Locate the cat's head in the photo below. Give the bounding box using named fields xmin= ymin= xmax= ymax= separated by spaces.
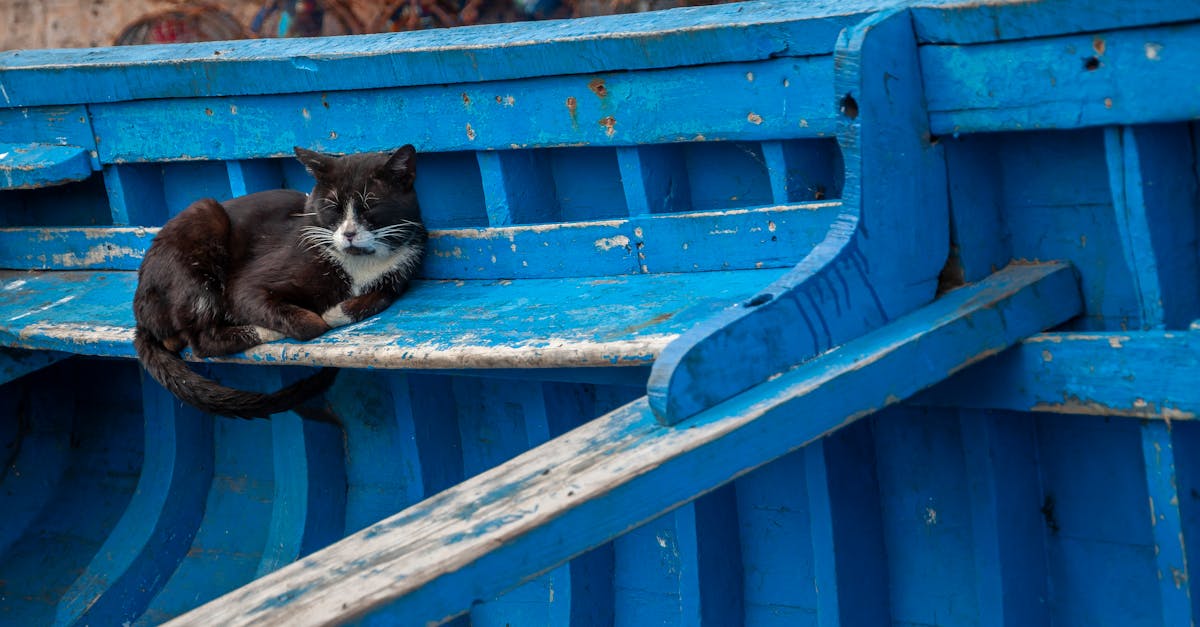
xmin=293 ymin=145 xmax=424 ymax=259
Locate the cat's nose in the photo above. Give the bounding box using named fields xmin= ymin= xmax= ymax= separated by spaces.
xmin=343 ymin=229 xmax=358 ymax=242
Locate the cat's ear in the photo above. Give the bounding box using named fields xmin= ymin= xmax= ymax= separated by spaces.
xmin=294 ymin=147 xmax=334 ymax=181
xmin=376 ymin=145 xmax=416 ymax=189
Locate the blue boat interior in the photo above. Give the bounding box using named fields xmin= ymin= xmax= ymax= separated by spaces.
xmin=2 ymin=1 xmax=1200 ymax=625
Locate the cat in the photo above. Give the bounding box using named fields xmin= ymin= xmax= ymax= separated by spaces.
xmin=133 ymin=145 xmax=427 ymax=418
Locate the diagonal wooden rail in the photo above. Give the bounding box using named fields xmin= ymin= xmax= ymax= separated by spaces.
xmin=166 ymin=261 xmax=1081 ymax=627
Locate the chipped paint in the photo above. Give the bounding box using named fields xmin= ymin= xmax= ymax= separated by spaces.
xmin=593 ymin=235 xmax=630 ymax=252
xmin=747 ymin=112 xmax=763 ymax=125
xmin=51 ymin=245 xmax=139 ymax=268
xmin=1145 ymin=42 xmax=1163 ymax=60
xmin=8 ymin=295 xmax=75 ymax=321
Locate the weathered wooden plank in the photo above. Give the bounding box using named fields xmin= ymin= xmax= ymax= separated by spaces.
xmin=649 ymin=9 xmax=949 ymax=423
xmin=0 ymin=142 xmax=91 ymax=190
xmin=162 ymin=261 xmax=1081 ymax=626
xmin=0 ymin=1 xmax=883 ymax=108
xmin=54 ymin=378 xmax=213 ymax=626
xmin=0 ymin=268 xmax=781 ymax=370
xmin=617 ymin=145 xmax=692 ymax=216
xmin=910 ymin=0 xmax=1200 ymax=45
xmin=0 ymin=200 xmax=839 ymax=276
xmin=86 ymin=57 xmax=835 ymax=163
xmin=922 ymin=21 xmax=1200 ymax=135
xmin=916 ymin=332 xmax=1200 ymax=420
xmin=0 ymin=105 xmax=96 ymax=156
xmin=1140 ymin=421 xmax=1193 ymax=623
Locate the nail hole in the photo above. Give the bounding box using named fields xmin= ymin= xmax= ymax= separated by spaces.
xmin=840 ymin=94 xmax=859 ymax=119
xmin=745 ymin=293 xmax=773 ymax=307
xmin=1083 ymin=56 xmax=1101 ymax=71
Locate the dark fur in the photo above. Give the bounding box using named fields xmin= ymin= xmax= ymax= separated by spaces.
xmin=133 ymin=146 xmax=426 ymax=418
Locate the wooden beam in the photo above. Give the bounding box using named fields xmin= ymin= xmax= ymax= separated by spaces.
xmin=164 ymin=261 xmax=1081 ymax=627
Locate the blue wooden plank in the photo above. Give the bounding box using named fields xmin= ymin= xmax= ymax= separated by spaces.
xmin=227 ymin=159 xmax=285 ymax=197
xmin=1140 ymin=421 xmax=1193 ymax=623
xmin=1168 ymin=422 xmax=1200 ymax=625
xmin=55 ymin=375 xmax=213 ymax=626
xmin=161 ymin=161 xmax=232 ymax=216
xmin=910 ymin=0 xmax=1200 ymax=44
xmin=941 ymin=135 xmax=1010 ymax=284
xmin=916 ymin=332 xmax=1200 ymax=420
xmin=102 ymin=164 xmax=167 ymax=226
xmin=476 ymin=150 xmax=560 ymax=226
xmin=85 ymin=57 xmax=835 ymax=164
xmin=613 ymin=507 xmax=702 ymax=626
xmin=650 ymin=9 xmax=950 ymax=423
xmin=0 ymin=268 xmax=785 ymax=369
xmin=1104 ymin=126 xmax=1164 ymax=330
xmin=0 ymin=227 xmax=154 ymax=270
xmin=1 ymin=199 xmax=838 ymax=275
xmin=922 ymin=21 xmax=1200 ymax=135
xmin=735 ymin=449 xmax=820 ymax=626
xmin=0 ymin=105 xmax=96 ymax=155
xmin=617 ymin=145 xmax=692 ymax=216
xmin=0 ymin=1 xmax=881 ymax=108
xmin=412 ymin=151 xmax=488 ymax=229
xmin=167 ymin=261 xmax=1081 ymax=626
xmin=807 ymin=421 xmax=891 ymax=626
xmin=254 ymin=368 xmax=345 ymax=577
xmin=957 ymin=409 xmax=1051 ymax=627
xmin=0 ymin=142 xmax=91 ymax=190
xmin=1123 ymin=123 xmax=1200 ymax=330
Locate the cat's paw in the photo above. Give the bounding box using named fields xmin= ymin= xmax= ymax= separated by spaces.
xmin=254 ymin=326 xmax=285 ymax=342
xmin=321 ymin=304 xmax=354 ymax=328
xmin=285 ymin=310 xmax=331 ymax=341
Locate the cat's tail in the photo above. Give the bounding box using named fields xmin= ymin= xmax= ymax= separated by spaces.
xmin=134 ymin=327 xmax=338 ymax=420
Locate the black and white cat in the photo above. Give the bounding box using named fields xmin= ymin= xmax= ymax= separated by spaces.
xmin=133 ymin=145 xmax=426 ymax=418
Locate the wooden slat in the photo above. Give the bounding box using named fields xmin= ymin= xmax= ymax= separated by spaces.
xmin=163 ymin=261 xmax=1082 ymax=626
xmin=85 ymin=57 xmax=834 ymax=164
xmin=0 ymin=142 xmax=91 ymax=190
xmin=0 ymin=1 xmax=877 ymax=108
xmin=916 ymin=331 xmax=1200 ymax=420
xmin=0 ymin=268 xmax=784 ymax=371
xmin=910 ymin=0 xmax=1200 ymax=45
xmin=922 ymin=20 xmax=1200 ymax=135
xmin=0 ymin=201 xmax=841 ymax=277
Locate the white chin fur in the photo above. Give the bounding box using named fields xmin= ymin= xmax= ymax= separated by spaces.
xmin=254 ymin=326 xmax=285 ymax=342
xmin=322 ymin=304 xmax=354 ymax=328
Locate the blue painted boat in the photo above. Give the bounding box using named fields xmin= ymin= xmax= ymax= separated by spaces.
xmin=1 ymin=0 xmax=1198 ymax=624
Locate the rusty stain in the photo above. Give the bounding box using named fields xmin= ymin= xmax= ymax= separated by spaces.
xmin=599 ymin=116 xmax=616 ymax=138
xmin=747 ymin=112 xmax=763 ymax=125
xmin=461 ymin=93 xmax=471 ymax=107
xmin=566 ymin=96 xmax=578 ymax=129
xmin=783 ymin=78 xmax=790 ymax=88
xmin=329 ymin=131 xmax=338 ymax=140
xmin=767 ymin=221 xmax=777 ymax=232
xmin=1093 ymin=37 xmax=1106 ymax=55
xmin=588 ymin=78 xmax=608 ymax=98
xmin=1104 ymin=97 xmax=1113 ymax=109
xmin=301 ymin=108 xmax=310 ymax=120
xmin=321 ymin=93 xmax=330 ymax=109
xmin=501 ymin=95 xmax=515 ymax=107
xmin=466 ymin=123 xmax=476 ymax=141
xmin=204 ymin=108 xmax=213 ymax=116
xmin=1042 ymin=349 xmax=1053 ymax=362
